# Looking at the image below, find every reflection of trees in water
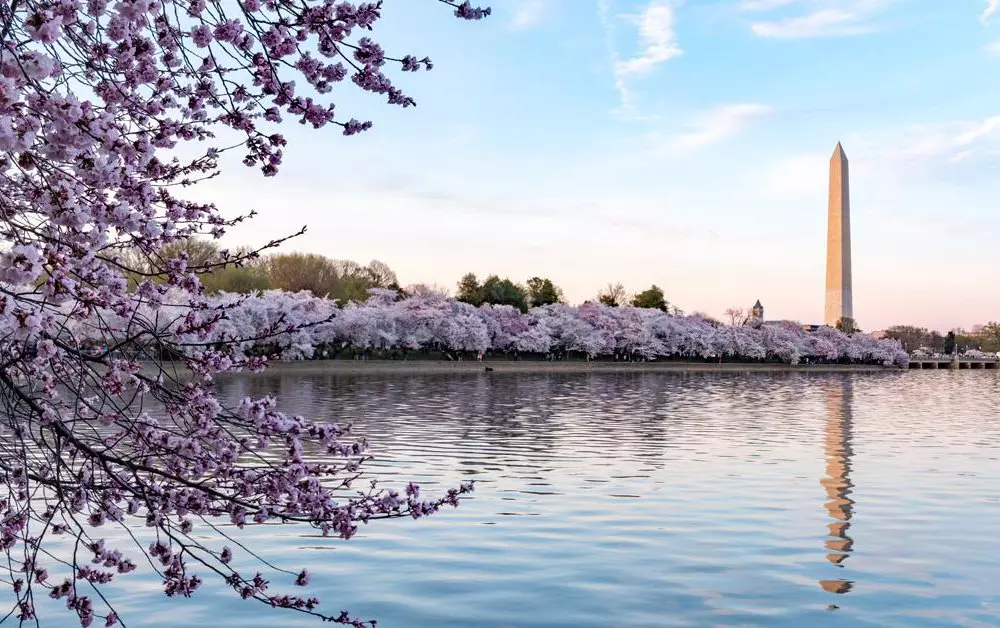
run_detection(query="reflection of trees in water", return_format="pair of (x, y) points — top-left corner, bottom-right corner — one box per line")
(818, 376), (855, 596)
(216, 370), (870, 590)
(212, 371), (830, 478)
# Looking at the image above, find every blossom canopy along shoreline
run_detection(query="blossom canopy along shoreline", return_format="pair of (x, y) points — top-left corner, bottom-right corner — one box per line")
(67, 288), (910, 367)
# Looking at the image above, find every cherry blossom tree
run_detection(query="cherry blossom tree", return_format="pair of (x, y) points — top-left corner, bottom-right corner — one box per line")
(478, 302), (530, 354)
(0, 0), (913, 623)
(0, 1), (490, 625)
(154, 290), (906, 367)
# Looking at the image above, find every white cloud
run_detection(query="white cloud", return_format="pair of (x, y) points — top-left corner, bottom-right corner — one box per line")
(615, 2), (683, 77)
(739, 0), (797, 11)
(512, 0), (546, 30)
(751, 9), (872, 38)
(882, 116), (1000, 175)
(983, 0), (1000, 24)
(842, 116), (1000, 172)
(599, 1), (683, 111)
(597, 0), (631, 109)
(745, 0), (895, 39)
(953, 116), (1000, 147)
(985, 38), (1000, 52)
(669, 103), (773, 150)
(755, 115), (1000, 201)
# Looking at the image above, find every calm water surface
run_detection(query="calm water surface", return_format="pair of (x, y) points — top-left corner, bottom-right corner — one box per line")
(39, 372), (1000, 626)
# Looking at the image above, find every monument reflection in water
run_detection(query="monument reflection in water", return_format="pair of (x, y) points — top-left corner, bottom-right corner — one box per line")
(819, 377), (855, 595)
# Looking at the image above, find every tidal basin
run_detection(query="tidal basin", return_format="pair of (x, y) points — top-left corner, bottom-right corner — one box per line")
(64, 370), (1000, 626)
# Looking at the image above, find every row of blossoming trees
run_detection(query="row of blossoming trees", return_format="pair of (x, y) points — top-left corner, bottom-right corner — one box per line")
(77, 288), (909, 366)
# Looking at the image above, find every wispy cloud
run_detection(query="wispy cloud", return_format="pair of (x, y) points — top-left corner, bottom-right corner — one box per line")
(893, 116), (1000, 170)
(867, 116), (1000, 171)
(739, 0), (797, 11)
(599, 1), (682, 111)
(743, 0), (895, 39)
(751, 9), (873, 38)
(512, 0), (546, 30)
(756, 115), (1000, 200)
(985, 38), (1000, 53)
(669, 103), (773, 150)
(616, 2), (683, 76)
(983, 0), (1000, 24)
(597, 0), (628, 108)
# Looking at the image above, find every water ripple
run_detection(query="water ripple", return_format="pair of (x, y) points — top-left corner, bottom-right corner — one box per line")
(19, 370), (1000, 627)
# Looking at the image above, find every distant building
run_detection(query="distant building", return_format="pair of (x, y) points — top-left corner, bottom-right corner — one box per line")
(746, 300), (825, 332)
(871, 330), (889, 340)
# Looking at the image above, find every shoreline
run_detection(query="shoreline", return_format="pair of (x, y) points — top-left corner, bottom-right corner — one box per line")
(216, 360), (903, 376)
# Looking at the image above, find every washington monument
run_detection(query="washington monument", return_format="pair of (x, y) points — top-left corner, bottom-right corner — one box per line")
(825, 143), (853, 327)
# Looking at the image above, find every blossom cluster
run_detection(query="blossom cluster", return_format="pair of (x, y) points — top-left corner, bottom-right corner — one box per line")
(0, 0), (489, 625)
(914, 348), (999, 360)
(78, 288), (910, 366)
(960, 349), (999, 359)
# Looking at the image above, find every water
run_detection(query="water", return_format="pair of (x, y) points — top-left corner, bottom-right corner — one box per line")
(23, 371), (1000, 626)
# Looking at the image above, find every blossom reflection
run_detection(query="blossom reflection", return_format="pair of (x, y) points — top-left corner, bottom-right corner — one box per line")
(818, 377), (855, 595)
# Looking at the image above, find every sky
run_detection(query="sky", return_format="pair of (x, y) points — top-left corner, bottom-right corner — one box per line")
(198, 0), (1000, 332)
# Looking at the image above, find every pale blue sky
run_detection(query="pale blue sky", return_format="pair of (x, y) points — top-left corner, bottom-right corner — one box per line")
(200, 0), (1000, 331)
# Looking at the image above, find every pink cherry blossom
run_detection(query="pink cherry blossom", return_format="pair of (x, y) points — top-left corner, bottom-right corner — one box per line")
(0, 1), (488, 626)
(0, 0), (909, 623)
(87, 288), (906, 367)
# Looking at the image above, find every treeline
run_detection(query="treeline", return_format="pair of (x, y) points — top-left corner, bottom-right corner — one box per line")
(453, 275), (681, 315)
(454, 273), (561, 312)
(122, 240), (686, 315)
(884, 324), (1000, 353)
(121, 240), (401, 303)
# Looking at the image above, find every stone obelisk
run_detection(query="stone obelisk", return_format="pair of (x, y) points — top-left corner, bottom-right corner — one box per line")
(825, 143), (853, 327)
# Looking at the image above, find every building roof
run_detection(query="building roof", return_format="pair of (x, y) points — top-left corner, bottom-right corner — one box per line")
(753, 300), (763, 309)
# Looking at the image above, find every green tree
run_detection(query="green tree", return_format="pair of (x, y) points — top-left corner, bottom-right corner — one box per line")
(835, 317), (860, 334)
(526, 277), (563, 308)
(884, 325), (945, 352)
(955, 328), (985, 352)
(120, 238), (222, 289)
(631, 285), (668, 312)
(597, 282), (628, 307)
(201, 246), (271, 294)
(119, 239), (277, 295)
(266, 252), (340, 297)
(480, 275), (529, 312)
(944, 331), (957, 355)
(980, 322), (1000, 353)
(456, 272), (483, 306)
(322, 259), (400, 302)
(328, 259), (370, 303)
